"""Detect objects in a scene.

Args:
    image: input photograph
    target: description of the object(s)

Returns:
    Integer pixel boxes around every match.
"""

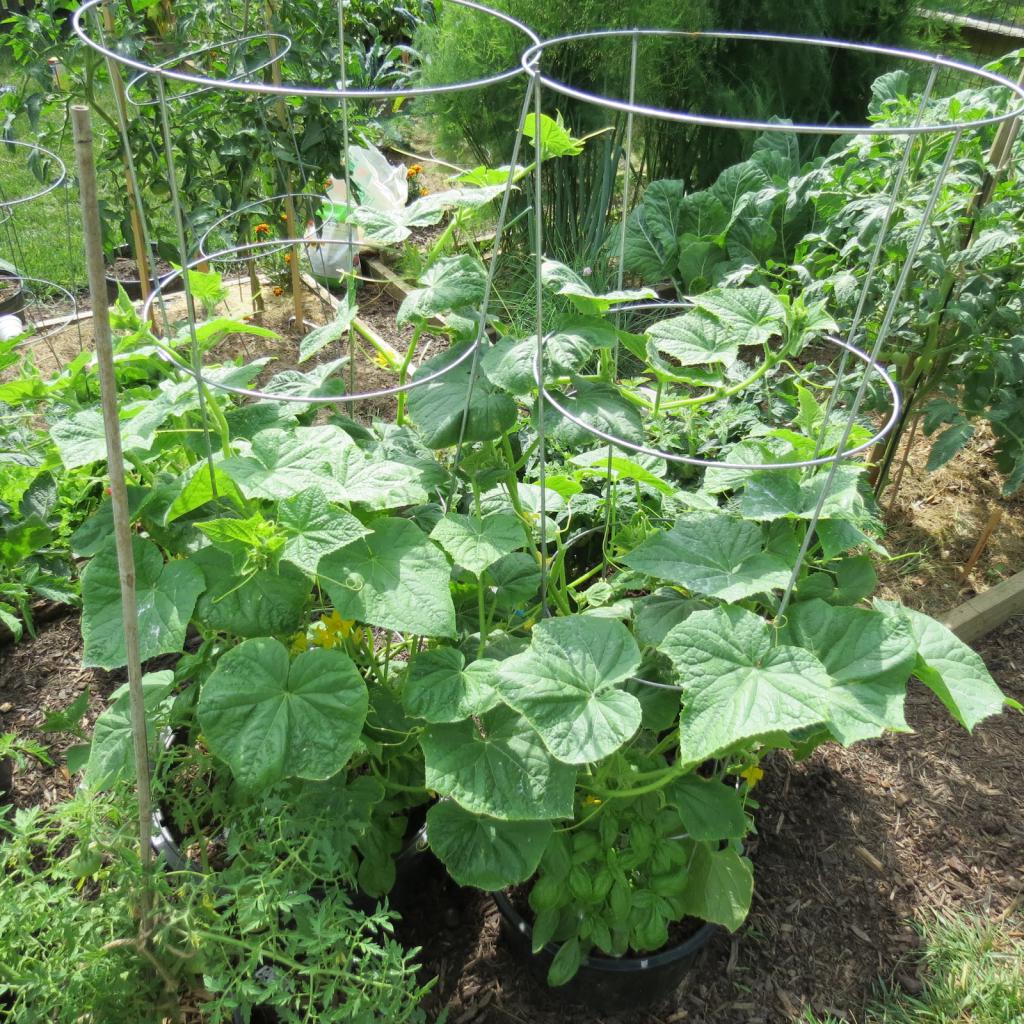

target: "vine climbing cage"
[517,28,1024,615]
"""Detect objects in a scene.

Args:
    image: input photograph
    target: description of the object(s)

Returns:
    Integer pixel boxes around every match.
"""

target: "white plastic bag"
[0,314,24,342]
[348,143,407,213]
[304,178,359,280]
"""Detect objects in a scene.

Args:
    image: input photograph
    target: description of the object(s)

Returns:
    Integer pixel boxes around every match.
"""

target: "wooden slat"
[940,570,1024,643]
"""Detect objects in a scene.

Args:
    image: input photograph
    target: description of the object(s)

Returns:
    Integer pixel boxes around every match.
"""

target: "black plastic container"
[494,890,718,1013]
[0,273,24,316]
[104,244,184,302]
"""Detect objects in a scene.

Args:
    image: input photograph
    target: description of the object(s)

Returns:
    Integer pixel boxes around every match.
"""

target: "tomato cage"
[0,139,84,363]
[71,0,538,415]
[515,29,1024,618]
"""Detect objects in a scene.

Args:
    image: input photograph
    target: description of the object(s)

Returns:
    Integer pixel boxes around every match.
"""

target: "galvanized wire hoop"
[0,140,67,210]
[140,237,484,406]
[74,0,540,99]
[124,34,294,107]
[520,29,1024,134]
[533,301,902,472]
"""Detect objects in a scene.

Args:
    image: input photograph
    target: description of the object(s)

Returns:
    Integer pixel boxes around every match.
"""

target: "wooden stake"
[72,106,154,914]
[960,507,1004,583]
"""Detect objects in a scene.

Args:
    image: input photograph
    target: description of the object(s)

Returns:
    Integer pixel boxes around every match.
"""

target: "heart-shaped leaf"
[407,342,517,449]
[318,517,456,637]
[222,425,354,501]
[495,616,642,764]
[397,255,487,324]
[662,606,834,765]
[403,648,501,723]
[622,514,790,601]
[421,706,575,820]
[427,801,552,891]
[197,638,368,790]
[430,512,526,576]
[277,487,369,576]
[82,537,205,669]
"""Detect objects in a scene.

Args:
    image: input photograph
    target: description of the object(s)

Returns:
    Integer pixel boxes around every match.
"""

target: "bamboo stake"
[72,106,154,917]
[960,507,1004,584]
[265,2,304,330]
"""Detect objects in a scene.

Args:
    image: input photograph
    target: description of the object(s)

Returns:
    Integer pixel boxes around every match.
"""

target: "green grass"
[805,911,1024,1024]
[0,82,85,292]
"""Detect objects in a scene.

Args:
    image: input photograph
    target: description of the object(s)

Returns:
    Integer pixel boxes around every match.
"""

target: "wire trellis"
[70,7,1024,625]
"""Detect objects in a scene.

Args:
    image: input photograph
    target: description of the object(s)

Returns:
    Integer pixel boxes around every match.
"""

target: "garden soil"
[2,613,1022,1023]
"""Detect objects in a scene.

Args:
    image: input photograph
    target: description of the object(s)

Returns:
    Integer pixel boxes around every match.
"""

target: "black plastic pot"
[0,273,24,317]
[0,755,13,820]
[494,890,718,1013]
[104,244,184,302]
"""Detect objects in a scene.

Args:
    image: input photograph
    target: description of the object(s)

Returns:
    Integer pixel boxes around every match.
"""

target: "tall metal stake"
[72,105,154,919]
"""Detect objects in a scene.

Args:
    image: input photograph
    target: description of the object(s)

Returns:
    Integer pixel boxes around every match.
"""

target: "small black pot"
[104,244,184,302]
[494,891,718,1013]
[0,755,13,820]
[0,274,24,317]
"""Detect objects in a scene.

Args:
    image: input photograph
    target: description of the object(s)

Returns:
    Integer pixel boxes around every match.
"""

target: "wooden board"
[940,570,1024,643]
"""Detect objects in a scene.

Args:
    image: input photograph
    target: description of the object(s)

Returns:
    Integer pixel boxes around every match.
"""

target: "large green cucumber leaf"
[875,600,1008,730]
[50,406,154,468]
[646,312,739,370]
[397,255,487,323]
[779,599,916,742]
[427,801,552,891]
[82,536,205,669]
[665,775,748,841]
[495,616,642,764]
[690,286,785,347]
[421,706,575,820]
[277,487,369,576]
[631,590,707,647]
[407,343,517,449]
[86,671,174,790]
[622,514,790,601]
[197,638,368,790]
[430,512,526,576]
[221,425,353,501]
[544,379,645,448]
[403,647,501,723]
[318,517,456,637]
[662,606,833,765]
[331,445,428,508]
[740,466,865,522]
[679,844,753,932]
[192,547,308,638]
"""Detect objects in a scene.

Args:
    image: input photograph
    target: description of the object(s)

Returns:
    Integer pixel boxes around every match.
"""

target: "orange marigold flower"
[407,164,423,178]
[284,252,292,263]
[273,286,284,296]
[254,222,270,236]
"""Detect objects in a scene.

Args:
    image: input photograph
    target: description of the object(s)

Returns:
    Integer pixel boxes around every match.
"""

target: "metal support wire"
[532,62,549,615]
[92,4,172,335]
[811,66,939,461]
[155,75,219,495]
[774,129,964,624]
[450,76,538,476]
